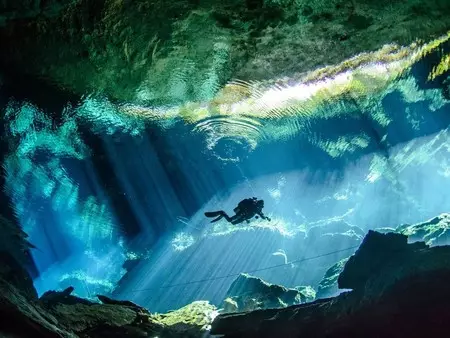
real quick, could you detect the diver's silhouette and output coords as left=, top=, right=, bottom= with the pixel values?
left=204, top=197, right=271, bottom=225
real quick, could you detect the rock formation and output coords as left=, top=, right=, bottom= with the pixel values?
left=396, top=213, right=450, bottom=246
left=3, top=223, right=450, bottom=337
left=316, top=257, right=349, bottom=298
left=0, top=253, right=217, bottom=337
left=294, top=286, right=316, bottom=303
left=211, top=230, right=450, bottom=337
left=221, top=273, right=315, bottom=313
left=317, top=214, right=450, bottom=299
left=1, top=0, right=450, bottom=104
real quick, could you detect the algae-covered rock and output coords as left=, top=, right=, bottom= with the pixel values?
left=396, top=213, right=450, bottom=246
left=152, top=301, right=218, bottom=337
left=317, top=257, right=349, bottom=298
left=222, top=297, right=239, bottom=313
left=295, top=286, right=316, bottom=303
left=222, top=273, right=303, bottom=313
left=317, top=224, right=449, bottom=301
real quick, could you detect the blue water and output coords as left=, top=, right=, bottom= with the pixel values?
left=1, top=46, right=450, bottom=313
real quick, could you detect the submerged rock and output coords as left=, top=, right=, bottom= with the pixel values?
left=294, top=286, right=316, bottom=303
left=396, top=213, right=450, bottom=246
left=40, top=286, right=94, bottom=307
left=0, top=276, right=75, bottom=337
left=222, top=273, right=304, bottom=313
left=318, top=215, right=450, bottom=298
left=0, top=251, right=37, bottom=300
left=0, top=249, right=217, bottom=338
left=222, top=298, right=239, bottom=313
left=97, top=295, right=147, bottom=312
left=153, top=301, right=218, bottom=337
left=337, top=230, right=424, bottom=291
left=49, top=303, right=143, bottom=335
left=316, top=257, right=349, bottom=298
left=211, top=230, right=450, bottom=337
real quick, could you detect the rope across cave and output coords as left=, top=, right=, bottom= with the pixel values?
left=125, top=245, right=359, bottom=293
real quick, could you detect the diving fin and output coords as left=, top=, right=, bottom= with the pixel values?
left=205, top=211, right=222, bottom=218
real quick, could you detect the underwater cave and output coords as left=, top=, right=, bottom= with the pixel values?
left=1, top=0, right=450, bottom=337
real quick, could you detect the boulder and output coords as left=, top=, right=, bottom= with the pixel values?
left=97, top=295, right=147, bottom=311
left=222, top=273, right=303, bottom=313
left=337, top=230, right=427, bottom=291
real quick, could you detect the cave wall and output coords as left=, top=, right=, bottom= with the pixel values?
left=0, top=86, right=38, bottom=278
left=1, top=0, right=450, bottom=104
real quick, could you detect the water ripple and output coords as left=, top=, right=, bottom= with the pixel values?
left=193, top=115, right=266, bottom=162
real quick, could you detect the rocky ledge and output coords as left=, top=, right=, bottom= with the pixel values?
left=211, top=230, right=450, bottom=338
left=0, top=251, right=217, bottom=337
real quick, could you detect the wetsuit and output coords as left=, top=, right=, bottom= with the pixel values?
left=204, top=198, right=270, bottom=225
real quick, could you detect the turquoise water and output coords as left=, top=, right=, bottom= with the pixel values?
left=1, top=38, right=450, bottom=313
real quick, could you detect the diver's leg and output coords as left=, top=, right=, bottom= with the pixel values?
left=221, top=212, right=233, bottom=223
left=207, top=211, right=235, bottom=223
left=214, top=212, right=238, bottom=224
left=231, top=215, right=246, bottom=225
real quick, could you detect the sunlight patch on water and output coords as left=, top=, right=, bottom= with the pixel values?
left=204, top=217, right=298, bottom=238
left=118, top=36, right=450, bottom=124
left=72, top=34, right=450, bottom=164
left=192, top=115, right=265, bottom=162
left=313, top=133, right=371, bottom=158
left=367, top=128, right=450, bottom=184
left=171, top=232, right=196, bottom=251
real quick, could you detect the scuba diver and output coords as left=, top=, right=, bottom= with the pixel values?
left=204, top=197, right=271, bottom=225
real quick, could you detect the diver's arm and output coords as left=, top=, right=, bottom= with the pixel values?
left=257, top=211, right=271, bottom=221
